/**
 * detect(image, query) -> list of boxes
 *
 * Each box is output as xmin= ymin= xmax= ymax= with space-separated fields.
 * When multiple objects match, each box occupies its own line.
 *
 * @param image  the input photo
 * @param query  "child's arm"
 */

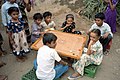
xmin=87 ymin=40 xmax=94 ymax=55
xmin=59 ymin=60 xmax=68 ymax=66
xmin=109 ymin=0 xmax=117 ymax=10
xmin=102 ymin=32 xmax=110 ymax=39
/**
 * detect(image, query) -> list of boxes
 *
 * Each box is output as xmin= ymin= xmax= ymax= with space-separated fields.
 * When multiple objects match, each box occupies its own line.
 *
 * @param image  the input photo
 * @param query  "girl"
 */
xmin=68 ymin=29 xmax=103 ymax=79
xmin=41 ymin=11 xmax=56 ymax=30
xmin=104 ymin=0 xmax=118 ymax=33
xmin=60 ymin=14 xmax=81 ymax=34
xmin=7 ymin=7 xmax=30 ymax=62
xmin=1 ymin=0 xmax=22 ymax=53
xmin=31 ymin=13 xmax=45 ymax=43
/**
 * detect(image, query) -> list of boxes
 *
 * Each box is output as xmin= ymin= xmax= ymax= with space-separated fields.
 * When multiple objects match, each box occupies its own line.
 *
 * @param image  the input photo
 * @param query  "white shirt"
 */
xmin=36 ymin=45 xmax=61 ymax=80
xmin=1 ymin=1 xmax=22 ymax=26
xmin=41 ymin=21 xmax=56 ymax=29
xmin=89 ymin=22 xmax=113 ymax=37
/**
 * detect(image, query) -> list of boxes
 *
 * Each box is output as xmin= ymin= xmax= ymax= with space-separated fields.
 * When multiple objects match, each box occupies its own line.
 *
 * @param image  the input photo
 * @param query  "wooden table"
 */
xmin=31 ymin=30 xmax=87 ymax=59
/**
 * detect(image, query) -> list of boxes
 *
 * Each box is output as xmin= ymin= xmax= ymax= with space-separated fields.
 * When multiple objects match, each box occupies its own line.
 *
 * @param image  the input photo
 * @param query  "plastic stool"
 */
xmin=84 ymin=64 xmax=99 ymax=78
xmin=106 ymin=39 xmax=112 ymax=50
xmin=22 ymin=68 xmax=37 ymax=80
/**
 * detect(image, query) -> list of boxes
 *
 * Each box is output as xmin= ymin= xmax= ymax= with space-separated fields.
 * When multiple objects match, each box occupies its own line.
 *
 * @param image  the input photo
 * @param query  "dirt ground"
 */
xmin=0 ymin=0 xmax=120 ymax=80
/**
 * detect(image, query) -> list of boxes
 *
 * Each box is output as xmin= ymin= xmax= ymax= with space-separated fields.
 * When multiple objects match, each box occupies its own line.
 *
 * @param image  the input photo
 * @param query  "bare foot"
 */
xmin=71 ymin=72 xmax=81 ymax=77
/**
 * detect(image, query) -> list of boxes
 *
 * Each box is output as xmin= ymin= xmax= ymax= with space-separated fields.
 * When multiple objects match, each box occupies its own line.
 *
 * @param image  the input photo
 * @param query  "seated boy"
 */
xmin=41 ymin=11 xmax=56 ymax=30
xmin=36 ymin=33 xmax=69 ymax=80
xmin=87 ymin=12 xmax=113 ymax=54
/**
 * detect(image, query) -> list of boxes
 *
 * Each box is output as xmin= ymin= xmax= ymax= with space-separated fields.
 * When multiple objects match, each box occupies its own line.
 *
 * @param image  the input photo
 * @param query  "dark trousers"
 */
xmin=99 ymin=34 xmax=112 ymax=52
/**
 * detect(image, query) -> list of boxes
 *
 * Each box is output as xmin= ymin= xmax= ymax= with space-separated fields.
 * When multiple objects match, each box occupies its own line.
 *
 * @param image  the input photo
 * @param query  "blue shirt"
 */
xmin=7 ymin=19 xmax=24 ymax=33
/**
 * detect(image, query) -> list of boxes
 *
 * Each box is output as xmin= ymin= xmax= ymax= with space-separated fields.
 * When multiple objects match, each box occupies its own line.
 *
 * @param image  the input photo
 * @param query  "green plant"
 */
xmin=79 ymin=0 xmax=107 ymax=19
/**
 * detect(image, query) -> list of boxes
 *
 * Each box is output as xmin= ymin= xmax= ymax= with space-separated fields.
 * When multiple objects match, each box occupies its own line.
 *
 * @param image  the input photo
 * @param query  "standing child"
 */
xmin=60 ymin=14 xmax=81 ymax=34
xmin=1 ymin=0 xmax=22 ymax=53
xmin=31 ymin=13 xmax=45 ymax=43
xmin=104 ymin=0 xmax=118 ymax=33
xmin=7 ymin=7 xmax=30 ymax=62
xmin=36 ymin=33 xmax=68 ymax=80
xmin=41 ymin=11 xmax=56 ymax=30
xmin=68 ymin=29 xmax=103 ymax=79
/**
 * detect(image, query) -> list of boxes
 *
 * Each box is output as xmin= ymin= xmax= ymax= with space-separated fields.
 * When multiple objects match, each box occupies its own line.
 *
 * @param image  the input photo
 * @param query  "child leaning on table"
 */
xmin=68 ymin=29 xmax=103 ymax=80
xmin=31 ymin=13 xmax=45 ymax=43
xmin=35 ymin=33 xmax=69 ymax=80
xmin=60 ymin=14 xmax=81 ymax=35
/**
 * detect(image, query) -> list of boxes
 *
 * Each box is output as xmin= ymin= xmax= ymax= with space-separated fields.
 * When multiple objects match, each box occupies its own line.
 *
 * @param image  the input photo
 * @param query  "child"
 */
xmin=88 ymin=12 xmax=113 ymax=54
xmin=1 ymin=0 xmax=22 ymax=53
xmin=36 ymin=33 xmax=68 ymax=80
xmin=68 ymin=29 xmax=103 ymax=79
xmin=104 ymin=0 xmax=118 ymax=33
xmin=7 ymin=7 xmax=30 ymax=62
xmin=31 ymin=13 xmax=45 ymax=43
xmin=41 ymin=11 xmax=56 ymax=30
xmin=60 ymin=14 xmax=81 ymax=34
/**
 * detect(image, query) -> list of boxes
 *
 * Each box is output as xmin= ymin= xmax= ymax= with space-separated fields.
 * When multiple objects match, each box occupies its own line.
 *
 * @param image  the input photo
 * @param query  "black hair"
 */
xmin=8 ymin=7 xmax=19 ymax=15
xmin=95 ymin=12 xmax=105 ymax=20
xmin=43 ymin=11 xmax=52 ymax=19
xmin=43 ymin=33 xmax=57 ymax=45
xmin=66 ymin=14 xmax=74 ymax=20
xmin=33 ymin=13 xmax=43 ymax=20
xmin=90 ymin=29 xmax=101 ymax=37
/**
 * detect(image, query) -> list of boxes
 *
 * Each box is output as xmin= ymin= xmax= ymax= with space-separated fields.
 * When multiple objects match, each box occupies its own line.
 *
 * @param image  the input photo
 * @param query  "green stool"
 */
xmin=22 ymin=68 xmax=37 ymax=80
xmin=84 ymin=64 xmax=99 ymax=78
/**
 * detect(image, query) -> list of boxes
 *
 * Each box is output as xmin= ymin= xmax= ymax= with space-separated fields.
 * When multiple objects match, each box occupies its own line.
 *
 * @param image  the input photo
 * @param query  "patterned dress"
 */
xmin=104 ymin=0 xmax=118 ymax=33
xmin=72 ymin=40 xmax=103 ymax=76
xmin=7 ymin=19 xmax=29 ymax=56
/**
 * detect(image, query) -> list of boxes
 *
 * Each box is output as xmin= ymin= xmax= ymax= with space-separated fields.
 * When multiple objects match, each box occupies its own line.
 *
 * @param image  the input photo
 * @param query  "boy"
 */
xmin=36 ymin=33 xmax=68 ymax=80
xmin=41 ymin=11 xmax=56 ymax=30
xmin=31 ymin=13 xmax=44 ymax=43
xmin=88 ymin=12 xmax=113 ymax=54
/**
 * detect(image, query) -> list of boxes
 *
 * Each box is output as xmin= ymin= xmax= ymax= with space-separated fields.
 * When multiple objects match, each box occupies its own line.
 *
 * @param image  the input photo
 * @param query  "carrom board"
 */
xmin=31 ymin=30 xmax=87 ymax=59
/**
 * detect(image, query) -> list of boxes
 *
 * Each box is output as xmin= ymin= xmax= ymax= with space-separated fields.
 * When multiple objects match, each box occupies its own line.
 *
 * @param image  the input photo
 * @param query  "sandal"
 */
xmin=0 ymin=75 xmax=8 ymax=80
xmin=68 ymin=72 xmax=82 ymax=80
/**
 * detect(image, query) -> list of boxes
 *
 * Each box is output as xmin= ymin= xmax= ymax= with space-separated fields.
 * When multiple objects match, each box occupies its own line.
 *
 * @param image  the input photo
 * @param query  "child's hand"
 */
xmin=66 ymin=24 xmax=70 ymax=27
xmin=103 ymin=33 xmax=109 ymax=39
xmin=89 ymin=40 xmax=94 ymax=45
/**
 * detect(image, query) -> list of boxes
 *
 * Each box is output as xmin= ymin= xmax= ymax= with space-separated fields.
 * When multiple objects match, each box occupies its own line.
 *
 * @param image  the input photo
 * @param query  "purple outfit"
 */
xmin=104 ymin=0 xmax=118 ymax=33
